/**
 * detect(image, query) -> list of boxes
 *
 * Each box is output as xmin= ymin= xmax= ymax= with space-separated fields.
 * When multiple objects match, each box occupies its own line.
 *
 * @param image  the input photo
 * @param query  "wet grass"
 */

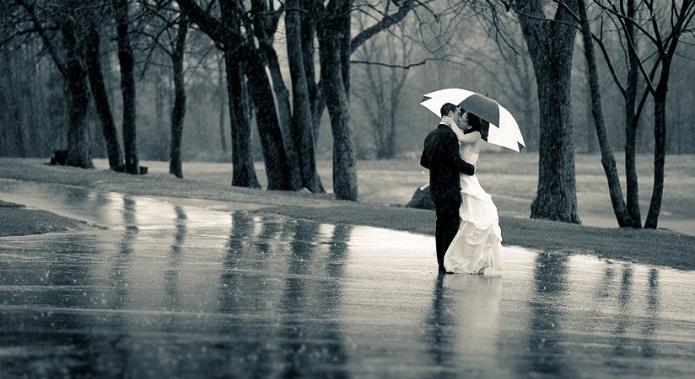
xmin=108 ymin=153 xmax=695 ymax=233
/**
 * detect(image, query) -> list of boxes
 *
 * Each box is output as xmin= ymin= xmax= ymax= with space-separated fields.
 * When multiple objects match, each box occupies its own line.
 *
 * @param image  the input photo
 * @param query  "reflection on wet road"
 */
xmin=1 ymin=182 xmax=695 ymax=377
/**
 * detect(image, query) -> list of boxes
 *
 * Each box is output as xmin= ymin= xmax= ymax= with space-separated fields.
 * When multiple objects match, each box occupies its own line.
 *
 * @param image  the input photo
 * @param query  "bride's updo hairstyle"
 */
xmin=465 ymin=112 xmax=489 ymax=140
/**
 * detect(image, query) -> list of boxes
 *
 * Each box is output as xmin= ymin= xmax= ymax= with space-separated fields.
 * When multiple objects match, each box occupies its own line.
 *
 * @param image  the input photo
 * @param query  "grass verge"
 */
xmin=1 ymin=158 xmax=693 ymax=270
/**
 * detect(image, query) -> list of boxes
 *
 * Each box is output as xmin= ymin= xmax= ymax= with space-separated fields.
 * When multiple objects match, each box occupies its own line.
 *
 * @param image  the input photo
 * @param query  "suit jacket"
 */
xmin=420 ymin=124 xmax=475 ymax=205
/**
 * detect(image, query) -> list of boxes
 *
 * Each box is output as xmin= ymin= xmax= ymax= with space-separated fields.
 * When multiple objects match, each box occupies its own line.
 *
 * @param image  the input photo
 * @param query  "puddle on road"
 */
xmin=1 ymin=182 xmax=695 ymax=377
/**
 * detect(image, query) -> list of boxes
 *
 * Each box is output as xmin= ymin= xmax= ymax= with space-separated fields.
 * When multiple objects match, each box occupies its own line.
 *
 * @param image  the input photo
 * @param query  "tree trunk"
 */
xmin=113 ymin=0 xmax=139 ymax=174
xmin=301 ymin=1 xmax=324 ymax=141
xmin=169 ymin=18 xmax=188 ymax=179
xmin=286 ymin=0 xmax=324 ymax=193
xmin=645 ymin=86 xmax=668 ymax=228
xmin=242 ymin=48 xmax=291 ymax=190
xmin=317 ymin=3 xmax=358 ymax=201
xmin=46 ymin=65 xmax=66 ymax=152
xmin=624 ymin=117 xmax=641 ymax=223
xmin=61 ymin=20 xmax=93 ymax=168
xmin=672 ymin=98 xmax=682 ymax=154
xmin=155 ymin=65 xmax=166 ymax=159
xmin=16 ymin=46 xmax=29 ymax=157
xmin=0 ymin=50 xmax=7 ymax=156
xmin=339 ymin=7 xmax=351 ymax=96
xmin=34 ymin=53 xmax=50 ymax=156
xmin=225 ymin=51 xmax=260 ymax=188
xmin=217 ymin=57 xmax=228 ymax=156
xmin=624 ymin=0 xmax=642 ymax=227
xmin=384 ymin=112 xmax=397 ymax=159
xmin=250 ymin=0 xmax=301 ymax=190
xmin=518 ymin=0 xmax=579 ymax=223
xmin=85 ymin=28 xmax=124 ymax=171
xmin=213 ymin=0 xmax=289 ymax=190
xmin=530 ymin=66 xmax=579 ymax=222
xmin=0 ymin=48 xmax=21 ymax=156
xmin=218 ymin=0 xmax=259 ymax=188
xmin=577 ymin=0 xmax=631 ymax=227
xmin=264 ymin=48 xmax=302 ymax=190
xmin=584 ymin=92 xmax=596 ymax=154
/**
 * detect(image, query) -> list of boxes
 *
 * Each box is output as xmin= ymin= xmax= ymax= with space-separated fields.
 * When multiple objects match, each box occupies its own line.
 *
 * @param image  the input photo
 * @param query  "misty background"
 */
xmin=3 ymin=2 xmax=694 ymax=162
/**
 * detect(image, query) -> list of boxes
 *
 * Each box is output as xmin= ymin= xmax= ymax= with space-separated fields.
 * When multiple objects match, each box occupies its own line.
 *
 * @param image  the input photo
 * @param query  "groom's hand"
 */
xmin=461 ymin=160 xmax=475 ymax=175
xmin=459 ymin=160 xmax=475 ymax=175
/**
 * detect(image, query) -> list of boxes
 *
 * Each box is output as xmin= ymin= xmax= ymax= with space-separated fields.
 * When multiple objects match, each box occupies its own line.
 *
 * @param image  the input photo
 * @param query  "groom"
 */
xmin=420 ymin=103 xmax=475 ymax=274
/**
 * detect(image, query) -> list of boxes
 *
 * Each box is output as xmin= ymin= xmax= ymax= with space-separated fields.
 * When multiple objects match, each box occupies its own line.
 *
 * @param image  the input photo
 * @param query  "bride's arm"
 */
xmin=459 ymin=130 xmax=481 ymax=145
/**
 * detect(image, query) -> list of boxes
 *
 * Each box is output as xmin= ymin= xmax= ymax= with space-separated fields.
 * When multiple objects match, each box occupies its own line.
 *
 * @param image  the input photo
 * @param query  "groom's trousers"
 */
xmin=434 ymin=203 xmax=460 ymax=271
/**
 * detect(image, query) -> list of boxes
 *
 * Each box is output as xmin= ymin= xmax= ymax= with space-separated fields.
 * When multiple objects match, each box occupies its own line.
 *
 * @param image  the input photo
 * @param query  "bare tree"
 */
xmin=140 ymin=0 xmax=191 ymax=178
xmin=154 ymin=59 xmax=168 ymax=160
xmin=628 ymin=0 xmax=695 ymax=228
xmin=299 ymin=0 xmax=325 ymax=143
xmin=576 ymin=0 xmax=650 ymax=227
xmin=14 ymin=1 xmax=124 ymax=170
xmin=353 ymin=17 xmax=413 ymax=159
xmin=175 ymin=0 xmax=419 ymax=199
xmin=113 ymin=0 xmax=140 ymax=174
xmin=169 ymin=14 xmax=188 ymax=178
xmin=313 ymin=0 xmax=419 ymax=199
xmin=251 ymin=0 xmax=302 ymax=190
xmin=578 ymin=0 xmax=695 ymax=228
xmin=85 ymin=21 xmax=125 ymax=171
xmin=285 ymin=0 xmax=324 ymax=192
xmin=61 ymin=17 xmax=94 ymax=168
xmin=0 ymin=47 xmax=26 ymax=157
xmin=216 ymin=55 xmax=227 ymax=156
xmin=175 ymin=0 xmax=293 ymax=189
xmin=18 ymin=0 xmax=95 ymax=168
xmin=576 ymin=0 xmax=632 ymax=226
xmin=314 ymin=0 xmax=358 ymax=200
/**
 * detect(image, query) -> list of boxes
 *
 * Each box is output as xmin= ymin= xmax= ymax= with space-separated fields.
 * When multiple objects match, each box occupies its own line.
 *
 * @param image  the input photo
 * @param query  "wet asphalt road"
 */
xmin=1 ymin=181 xmax=695 ymax=378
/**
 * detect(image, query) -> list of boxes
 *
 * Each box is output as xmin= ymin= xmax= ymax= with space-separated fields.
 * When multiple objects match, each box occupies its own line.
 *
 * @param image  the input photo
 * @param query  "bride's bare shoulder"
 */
xmin=460 ymin=130 xmax=481 ymax=145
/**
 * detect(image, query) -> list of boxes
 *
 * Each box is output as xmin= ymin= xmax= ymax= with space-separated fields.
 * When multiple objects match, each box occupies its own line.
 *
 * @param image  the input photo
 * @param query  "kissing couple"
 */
xmin=420 ymin=103 xmax=503 ymax=276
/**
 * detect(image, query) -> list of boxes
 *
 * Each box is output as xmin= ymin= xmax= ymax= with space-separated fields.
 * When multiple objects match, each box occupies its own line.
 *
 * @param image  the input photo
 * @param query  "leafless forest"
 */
xmin=1 ymin=0 xmax=694 ymax=228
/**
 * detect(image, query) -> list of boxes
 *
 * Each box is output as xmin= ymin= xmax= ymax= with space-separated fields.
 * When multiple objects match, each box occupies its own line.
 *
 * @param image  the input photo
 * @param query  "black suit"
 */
xmin=420 ymin=124 xmax=475 ymax=272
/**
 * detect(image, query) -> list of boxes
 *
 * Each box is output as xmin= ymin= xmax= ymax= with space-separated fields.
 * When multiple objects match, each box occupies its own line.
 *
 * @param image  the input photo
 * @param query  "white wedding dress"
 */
xmin=443 ymin=145 xmax=503 ymax=275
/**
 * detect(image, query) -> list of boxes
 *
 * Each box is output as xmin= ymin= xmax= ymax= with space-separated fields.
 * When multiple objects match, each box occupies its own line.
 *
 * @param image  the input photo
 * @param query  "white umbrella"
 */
xmin=420 ymin=88 xmax=525 ymax=152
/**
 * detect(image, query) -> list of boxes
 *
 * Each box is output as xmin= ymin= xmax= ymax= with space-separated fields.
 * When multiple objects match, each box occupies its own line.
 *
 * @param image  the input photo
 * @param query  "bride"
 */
xmin=441 ymin=111 xmax=503 ymax=276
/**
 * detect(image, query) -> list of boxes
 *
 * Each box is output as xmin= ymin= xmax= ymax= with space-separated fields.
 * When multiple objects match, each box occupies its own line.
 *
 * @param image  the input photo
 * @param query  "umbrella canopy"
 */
xmin=420 ymin=88 xmax=525 ymax=152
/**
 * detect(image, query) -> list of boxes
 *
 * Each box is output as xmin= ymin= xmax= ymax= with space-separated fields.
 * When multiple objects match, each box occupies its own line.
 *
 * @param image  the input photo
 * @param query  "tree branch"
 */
xmin=175 ymin=0 xmax=230 ymax=46
xmin=350 ymin=0 xmax=417 ymax=53
xmin=350 ymin=56 xmax=464 ymax=70
xmin=17 ymin=0 xmax=66 ymax=77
